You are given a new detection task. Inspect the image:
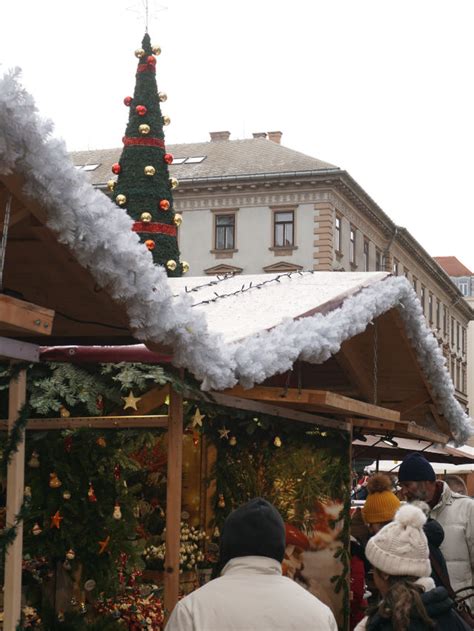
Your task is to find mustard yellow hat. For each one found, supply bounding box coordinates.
[361,473,401,524]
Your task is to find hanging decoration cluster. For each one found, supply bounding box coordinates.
[111,34,189,277]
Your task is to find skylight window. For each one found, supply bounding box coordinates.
[185,156,206,164]
[172,157,186,164]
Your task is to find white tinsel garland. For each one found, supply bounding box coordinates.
[0,70,471,444]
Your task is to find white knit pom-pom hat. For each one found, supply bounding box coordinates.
[365,504,431,577]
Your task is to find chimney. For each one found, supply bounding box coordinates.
[267,131,282,144]
[252,132,267,139]
[209,131,231,141]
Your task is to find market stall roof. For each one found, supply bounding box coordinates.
[353,435,474,465]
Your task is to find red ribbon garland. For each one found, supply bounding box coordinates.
[137,64,156,73]
[123,137,165,148]
[132,222,177,236]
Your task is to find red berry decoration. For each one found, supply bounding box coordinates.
[159,199,170,211]
[112,163,121,175]
[147,55,156,66]
[136,105,147,116]
[163,153,174,165]
[123,96,132,106]
[145,239,155,250]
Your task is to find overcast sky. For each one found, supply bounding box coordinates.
[2,0,474,271]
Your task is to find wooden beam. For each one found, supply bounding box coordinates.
[223,385,400,422]
[0,337,39,362]
[204,391,351,432]
[350,417,449,444]
[392,392,431,415]
[110,384,170,416]
[0,173,47,224]
[335,342,373,401]
[4,369,27,630]
[403,421,449,445]
[164,384,183,620]
[0,295,54,337]
[0,415,169,431]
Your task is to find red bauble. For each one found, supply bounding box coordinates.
[112,163,121,175]
[159,199,170,211]
[135,105,147,116]
[123,96,132,106]
[163,153,174,165]
[147,55,156,66]
[145,239,155,250]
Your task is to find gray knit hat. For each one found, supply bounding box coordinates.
[365,504,431,577]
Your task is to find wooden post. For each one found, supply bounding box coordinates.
[164,385,183,620]
[3,368,27,631]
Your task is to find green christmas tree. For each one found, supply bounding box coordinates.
[110,33,187,277]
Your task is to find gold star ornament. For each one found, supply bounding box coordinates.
[218,427,230,440]
[192,408,205,428]
[122,391,141,411]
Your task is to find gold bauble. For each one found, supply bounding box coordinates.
[158,91,167,102]
[138,123,150,135]
[32,523,42,536]
[66,549,76,560]
[152,45,162,55]
[144,165,156,176]
[49,473,62,488]
[273,436,282,448]
[63,490,71,500]
[140,212,152,223]
[59,405,70,418]
[134,48,145,58]
[218,494,226,508]
[106,179,116,192]
[173,213,183,226]
[162,115,171,126]
[182,261,190,274]
[166,259,177,271]
[116,194,127,206]
[229,436,237,446]
[113,504,122,520]
[169,177,179,189]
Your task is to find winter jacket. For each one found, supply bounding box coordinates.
[354,586,471,631]
[424,518,450,588]
[164,555,338,631]
[429,482,474,598]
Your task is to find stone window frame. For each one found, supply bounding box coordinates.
[210,208,239,255]
[269,205,298,254]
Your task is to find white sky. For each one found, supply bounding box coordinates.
[2,0,474,271]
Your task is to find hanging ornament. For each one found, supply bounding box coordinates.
[96,436,107,448]
[32,523,42,536]
[62,490,71,500]
[66,548,76,561]
[192,408,205,428]
[182,261,190,274]
[163,153,174,165]
[152,45,162,55]
[123,96,132,106]
[49,472,62,488]
[84,579,96,592]
[139,123,150,135]
[111,163,121,175]
[166,260,177,271]
[24,486,32,498]
[144,165,156,176]
[146,55,156,66]
[229,436,237,446]
[28,451,40,468]
[218,427,230,440]
[134,48,145,58]
[158,91,167,102]
[96,394,104,411]
[159,199,170,211]
[140,212,152,223]
[173,213,182,226]
[106,179,116,192]
[113,503,122,520]
[273,436,282,448]
[64,436,73,453]
[79,602,87,615]
[145,240,155,250]
[51,511,63,529]
[162,115,171,126]
[122,390,141,411]
[114,464,121,480]
[218,494,226,508]
[169,177,179,189]
[59,405,70,418]
[98,535,110,555]
[115,194,127,206]
[213,526,220,537]
[88,483,97,503]
[133,504,140,518]
[193,430,200,447]
[135,104,147,116]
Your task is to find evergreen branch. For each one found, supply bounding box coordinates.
[0,500,30,553]
[2,403,30,467]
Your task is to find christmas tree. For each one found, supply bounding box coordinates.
[110,33,187,277]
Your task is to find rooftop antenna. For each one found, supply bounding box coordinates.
[126,0,168,32]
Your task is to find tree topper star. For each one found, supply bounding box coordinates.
[218,427,230,440]
[122,390,141,411]
[192,408,205,428]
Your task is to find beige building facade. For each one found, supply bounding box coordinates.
[71,131,473,411]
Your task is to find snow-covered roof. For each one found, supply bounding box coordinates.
[1,70,473,445]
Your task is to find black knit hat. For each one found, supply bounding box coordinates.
[398,453,436,482]
[218,498,286,571]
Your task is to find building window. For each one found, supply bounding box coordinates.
[451,356,455,381]
[393,258,399,275]
[376,249,382,271]
[404,267,409,278]
[456,361,461,390]
[420,285,426,314]
[456,322,460,351]
[451,317,455,347]
[274,211,294,247]
[215,214,235,250]
[335,215,341,252]
[436,298,440,330]
[459,281,468,296]
[363,240,369,271]
[443,305,448,337]
[462,327,466,354]
[413,277,418,293]
[428,293,433,324]
[462,363,467,394]
[350,227,356,264]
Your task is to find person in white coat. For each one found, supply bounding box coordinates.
[164,497,338,631]
[398,452,474,604]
